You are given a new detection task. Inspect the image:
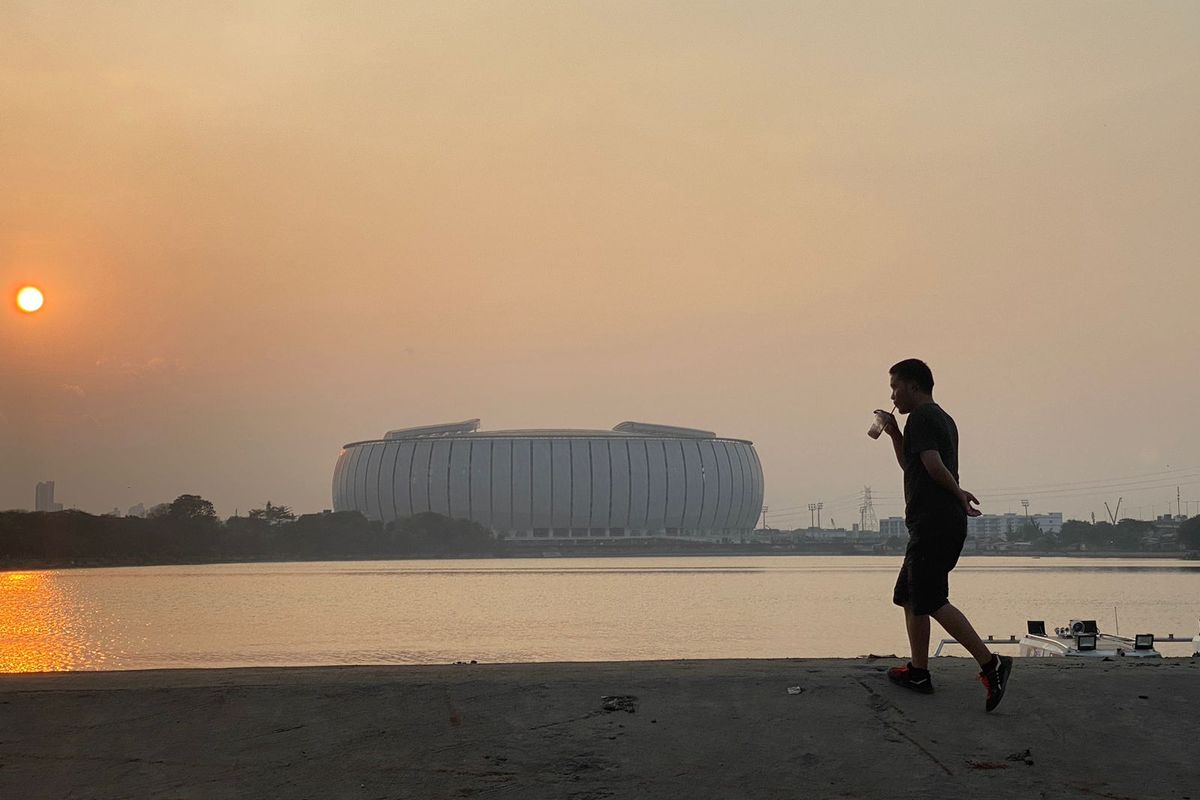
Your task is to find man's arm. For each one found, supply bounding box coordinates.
[888,427,904,469]
[918,450,981,516]
[883,414,904,469]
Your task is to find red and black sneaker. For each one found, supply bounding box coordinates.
[980,654,1014,712]
[887,662,934,694]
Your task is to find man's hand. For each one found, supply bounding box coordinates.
[918,450,983,517]
[877,410,900,439]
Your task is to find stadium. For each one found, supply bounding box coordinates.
[332,420,764,541]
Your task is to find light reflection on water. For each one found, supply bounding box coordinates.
[2,556,1197,672]
[0,572,114,672]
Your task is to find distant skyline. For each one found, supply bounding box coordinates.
[18,452,1200,527]
[3,2,1199,524]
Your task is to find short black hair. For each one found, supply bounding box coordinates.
[889,358,934,393]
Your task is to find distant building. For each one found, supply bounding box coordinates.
[878,512,1063,539]
[35,481,63,512]
[777,526,888,547]
[802,526,851,541]
[969,512,1063,537]
[126,503,147,518]
[333,419,764,542]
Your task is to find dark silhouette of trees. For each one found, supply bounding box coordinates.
[0,499,1189,568]
[1113,519,1154,550]
[1011,521,1046,543]
[388,512,499,556]
[1059,520,1092,547]
[0,496,504,567]
[248,501,295,525]
[1180,516,1200,550]
[165,494,218,522]
[1057,518,1162,551]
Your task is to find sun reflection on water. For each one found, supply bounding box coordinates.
[0,571,95,672]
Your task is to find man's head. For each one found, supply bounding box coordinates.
[889,358,934,414]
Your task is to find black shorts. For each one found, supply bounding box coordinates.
[892,515,967,616]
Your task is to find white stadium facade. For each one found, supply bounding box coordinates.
[332,420,764,541]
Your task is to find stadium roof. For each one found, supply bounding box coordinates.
[342,420,749,448]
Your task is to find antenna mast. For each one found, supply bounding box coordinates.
[1104,497,1123,525]
[859,486,878,531]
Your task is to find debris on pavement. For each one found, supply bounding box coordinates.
[601,695,638,713]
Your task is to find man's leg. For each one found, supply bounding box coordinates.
[935,602,1015,711]
[889,603,935,693]
[931,603,992,667]
[904,604,931,670]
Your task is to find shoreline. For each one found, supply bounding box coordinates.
[3,658,1197,798]
[3,549,1196,572]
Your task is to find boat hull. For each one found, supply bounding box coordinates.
[1018,634,1162,658]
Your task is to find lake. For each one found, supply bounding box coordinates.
[2,556,1198,672]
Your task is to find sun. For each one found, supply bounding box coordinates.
[16,286,44,313]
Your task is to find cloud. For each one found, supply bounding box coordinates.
[94,356,185,377]
[35,411,101,430]
[62,384,87,399]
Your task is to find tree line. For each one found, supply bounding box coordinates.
[3,495,1197,567]
[0,495,504,567]
[1010,517,1200,552]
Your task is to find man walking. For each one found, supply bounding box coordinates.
[875,358,1013,712]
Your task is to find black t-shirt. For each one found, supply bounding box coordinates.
[902,402,963,524]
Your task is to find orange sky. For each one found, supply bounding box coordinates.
[3,2,1199,525]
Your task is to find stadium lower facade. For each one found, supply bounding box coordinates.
[332,420,764,541]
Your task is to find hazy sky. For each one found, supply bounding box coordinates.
[3,1,1198,526]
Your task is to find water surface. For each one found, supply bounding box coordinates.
[2,556,1197,672]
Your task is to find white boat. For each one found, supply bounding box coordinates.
[935,619,1200,658]
[1018,619,1161,658]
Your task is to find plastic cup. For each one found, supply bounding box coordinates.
[867,410,890,439]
